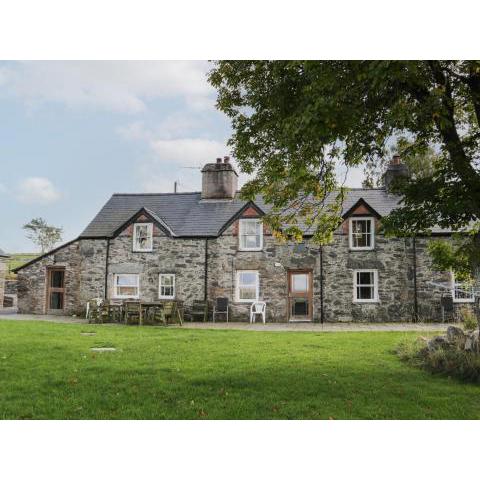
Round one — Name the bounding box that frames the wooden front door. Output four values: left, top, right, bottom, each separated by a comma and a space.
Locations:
288, 270, 313, 321
47, 268, 65, 311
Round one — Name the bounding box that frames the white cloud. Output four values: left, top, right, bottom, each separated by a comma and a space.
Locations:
0, 183, 7, 194
16, 177, 61, 205
139, 138, 229, 192
336, 163, 365, 188
0, 61, 214, 113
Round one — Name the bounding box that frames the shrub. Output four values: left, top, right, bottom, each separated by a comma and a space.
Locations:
397, 337, 480, 383
459, 306, 478, 331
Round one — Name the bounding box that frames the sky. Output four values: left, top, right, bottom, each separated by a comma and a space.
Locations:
0, 61, 364, 253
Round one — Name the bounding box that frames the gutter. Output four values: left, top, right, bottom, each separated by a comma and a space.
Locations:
413, 236, 418, 322
104, 238, 111, 300
319, 245, 324, 324
204, 238, 209, 302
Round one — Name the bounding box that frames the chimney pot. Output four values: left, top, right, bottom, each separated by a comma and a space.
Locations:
201, 157, 238, 199
384, 154, 409, 192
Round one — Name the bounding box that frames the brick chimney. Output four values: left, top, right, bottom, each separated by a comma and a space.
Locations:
384, 154, 409, 192
201, 156, 238, 200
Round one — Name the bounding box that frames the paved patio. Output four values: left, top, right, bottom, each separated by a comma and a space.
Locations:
0, 312, 454, 331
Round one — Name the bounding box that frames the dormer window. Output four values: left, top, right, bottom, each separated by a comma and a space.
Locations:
349, 217, 374, 250
133, 223, 153, 252
239, 218, 263, 251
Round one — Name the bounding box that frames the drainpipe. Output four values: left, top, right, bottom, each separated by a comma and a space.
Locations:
204, 238, 208, 302
412, 236, 418, 323
104, 238, 110, 300
319, 245, 324, 324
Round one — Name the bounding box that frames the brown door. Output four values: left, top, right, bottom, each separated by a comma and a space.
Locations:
288, 270, 313, 321
47, 268, 65, 311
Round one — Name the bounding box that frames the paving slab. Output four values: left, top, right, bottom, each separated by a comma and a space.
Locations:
0, 314, 454, 332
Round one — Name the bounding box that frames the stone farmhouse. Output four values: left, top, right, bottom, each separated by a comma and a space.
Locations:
0, 247, 9, 309
14, 157, 474, 322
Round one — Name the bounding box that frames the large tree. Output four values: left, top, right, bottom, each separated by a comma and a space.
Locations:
209, 61, 480, 275
23, 218, 63, 253
362, 136, 437, 188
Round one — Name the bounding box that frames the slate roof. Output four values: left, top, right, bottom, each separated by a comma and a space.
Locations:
79, 188, 407, 239
0, 247, 9, 258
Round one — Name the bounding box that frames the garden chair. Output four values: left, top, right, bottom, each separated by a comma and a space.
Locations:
86, 297, 103, 323
146, 304, 166, 326
163, 301, 183, 325
187, 300, 208, 322
213, 297, 229, 323
250, 301, 266, 324
123, 301, 142, 325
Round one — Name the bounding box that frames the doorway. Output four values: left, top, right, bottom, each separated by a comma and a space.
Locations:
47, 268, 65, 311
288, 270, 313, 321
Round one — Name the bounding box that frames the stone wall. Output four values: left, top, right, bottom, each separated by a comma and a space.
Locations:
15, 219, 464, 322
208, 224, 321, 322
16, 241, 82, 315
106, 226, 206, 307
209, 222, 455, 323
0, 257, 7, 309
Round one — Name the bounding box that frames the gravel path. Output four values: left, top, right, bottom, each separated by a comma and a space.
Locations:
0, 313, 452, 332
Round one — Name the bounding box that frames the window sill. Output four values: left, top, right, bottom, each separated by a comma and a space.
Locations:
238, 248, 263, 252
132, 250, 153, 253
453, 299, 475, 303
235, 299, 259, 303
353, 300, 379, 304
349, 247, 375, 252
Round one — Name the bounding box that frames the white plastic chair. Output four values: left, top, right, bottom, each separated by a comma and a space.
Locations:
250, 301, 266, 324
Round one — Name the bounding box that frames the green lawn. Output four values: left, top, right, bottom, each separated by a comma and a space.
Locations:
0, 320, 479, 419
6, 253, 38, 279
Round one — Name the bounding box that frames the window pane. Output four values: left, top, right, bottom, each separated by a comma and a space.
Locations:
160, 275, 175, 298
117, 275, 138, 286
292, 274, 308, 292
49, 292, 64, 309
358, 271, 374, 285
240, 220, 261, 249
50, 270, 64, 288
352, 220, 372, 248
244, 221, 258, 234
134, 224, 152, 249
357, 286, 374, 299
161, 286, 173, 297
291, 298, 309, 316
118, 286, 138, 296
239, 287, 256, 299
239, 272, 257, 286
244, 235, 260, 248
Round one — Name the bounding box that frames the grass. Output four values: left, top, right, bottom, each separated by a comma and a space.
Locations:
0, 320, 479, 419
6, 253, 38, 279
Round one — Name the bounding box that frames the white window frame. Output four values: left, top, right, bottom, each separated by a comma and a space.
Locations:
235, 270, 260, 302
238, 218, 263, 251
353, 269, 379, 303
451, 273, 475, 303
133, 222, 153, 252
113, 273, 140, 299
349, 217, 375, 251
159, 274, 176, 300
